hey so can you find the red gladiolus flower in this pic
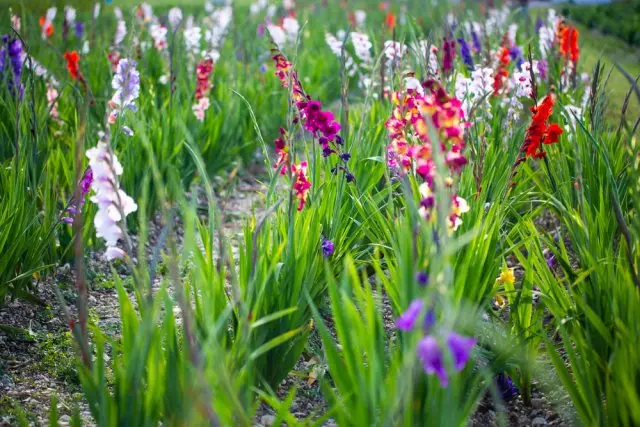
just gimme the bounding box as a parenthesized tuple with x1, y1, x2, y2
(493, 41, 510, 96)
(385, 12, 396, 31)
(560, 26, 580, 63)
(64, 50, 80, 80)
(523, 95, 563, 159)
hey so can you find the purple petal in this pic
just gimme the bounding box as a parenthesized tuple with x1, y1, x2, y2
(395, 299, 424, 331)
(417, 335, 448, 387)
(446, 332, 476, 371)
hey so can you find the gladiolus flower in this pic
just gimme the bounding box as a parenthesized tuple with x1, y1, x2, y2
(497, 373, 518, 400)
(291, 161, 311, 211)
(523, 94, 563, 159)
(560, 25, 580, 64)
(458, 37, 474, 71)
(86, 142, 137, 260)
(64, 51, 80, 80)
(385, 12, 396, 31)
(321, 239, 335, 257)
(396, 299, 424, 331)
(39, 16, 54, 38)
(447, 332, 476, 371)
(417, 335, 449, 386)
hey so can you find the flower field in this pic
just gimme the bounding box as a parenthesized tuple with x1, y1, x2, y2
(1, 0, 639, 425)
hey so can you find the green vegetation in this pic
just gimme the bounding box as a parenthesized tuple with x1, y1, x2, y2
(562, 1, 640, 46)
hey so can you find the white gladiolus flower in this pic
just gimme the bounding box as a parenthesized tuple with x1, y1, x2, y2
(267, 24, 286, 49)
(114, 19, 127, 46)
(185, 26, 202, 54)
(86, 142, 137, 260)
(168, 8, 183, 31)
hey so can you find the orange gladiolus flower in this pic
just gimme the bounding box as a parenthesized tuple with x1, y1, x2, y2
(39, 16, 54, 37)
(523, 95, 563, 159)
(64, 51, 80, 80)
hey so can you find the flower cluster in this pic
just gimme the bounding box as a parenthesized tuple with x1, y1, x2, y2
(455, 67, 494, 119)
(86, 142, 137, 260)
(64, 50, 81, 81)
(522, 94, 563, 159)
(192, 57, 214, 121)
(325, 33, 358, 77)
(1, 35, 24, 98)
(39, 8, 56, 39)
(168, 8, 183, 31)
(274, 127, 289, 175)
(559, 23, 580, 65)
(458, 37, 474, 71)
(108, 58, 141, 126)
(150, 24, 168, 51)
(442, 37, 456, 75)
(46, 83, 63, 127)
(396, 298, 476, 387)
(270, 48, 353, 209)
(203, 5, 233, 61)
(267, 16, 300, 50)
(114, 8, 127, 47)
(325, 31, 375, 90)
(386, 80, 470, 231)
(291, 161, 311, 211)
(492, 39, 510, 96)
(297, 100, 341, 149)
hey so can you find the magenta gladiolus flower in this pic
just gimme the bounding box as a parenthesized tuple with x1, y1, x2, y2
(396, 299, 424, 331)
(446, 332, 476, 371)
(417, 335, 448, 387)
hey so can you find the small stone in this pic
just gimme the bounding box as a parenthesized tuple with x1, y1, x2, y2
(261, 414, 276, 426)
(518, 416, 530, 426)
(532, 417, 548, 427)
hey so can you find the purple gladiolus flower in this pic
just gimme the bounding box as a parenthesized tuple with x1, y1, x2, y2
(75, 21, 84, 38)
(62, 168, 94, 225)
(0, 45, 6, 73)
(446, 332, 476, 371)
(111, 59, 141, 110)
(496, 373, 518, 400)
(7, 37, 23, 98)
(396, 299, 424, 331)
(535, 17, 544, 34)
(471, 30, 481, 53)
(321, 239, 335, 257)
(545, 251, 556, 271)
(509, 46, 524, 70)
(537, 59, 548, 80)
(416, 271, 429, 286)
(417, 335, 448, 387)
(458, 37, 474, 71)
(423, 308, 435, 332)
